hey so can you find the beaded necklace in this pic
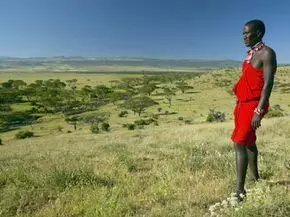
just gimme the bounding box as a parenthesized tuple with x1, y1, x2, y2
(244, 41, 265, 63)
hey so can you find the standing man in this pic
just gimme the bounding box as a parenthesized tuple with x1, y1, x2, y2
(231, 19, 277, 201)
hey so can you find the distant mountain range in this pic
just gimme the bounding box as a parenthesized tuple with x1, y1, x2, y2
(0, 56, 243, 71)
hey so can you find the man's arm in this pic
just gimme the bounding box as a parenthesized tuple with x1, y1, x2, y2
(257, 48, 277, 110)
(251, 48, 276, 130)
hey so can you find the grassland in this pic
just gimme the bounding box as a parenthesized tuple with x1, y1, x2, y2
(0, 66, 290, 216)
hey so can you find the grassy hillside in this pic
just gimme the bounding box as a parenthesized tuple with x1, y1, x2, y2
(0, 66, 290, 216)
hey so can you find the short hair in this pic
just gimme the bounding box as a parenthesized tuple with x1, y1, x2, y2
(245, 19, 266, 38)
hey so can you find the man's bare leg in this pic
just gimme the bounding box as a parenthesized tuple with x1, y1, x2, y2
(235, 144, 248, 197)
(247, 144, 259, 181)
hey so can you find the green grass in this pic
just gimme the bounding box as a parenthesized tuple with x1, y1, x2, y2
(1, 118, 289, 216)
(0, 67, 290, 216)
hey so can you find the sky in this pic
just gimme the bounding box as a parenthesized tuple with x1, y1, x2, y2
(1, 0, 290, 62)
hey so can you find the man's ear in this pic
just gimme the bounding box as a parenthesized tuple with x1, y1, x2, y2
(257, 30, 262, 39)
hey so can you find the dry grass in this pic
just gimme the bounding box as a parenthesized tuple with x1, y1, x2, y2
(1, 116, 289, 216)
(0, 67, 290, 216)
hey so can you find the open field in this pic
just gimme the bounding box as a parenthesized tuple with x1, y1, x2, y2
(0, 66, 290, 216)
(0, 71, 144, 87)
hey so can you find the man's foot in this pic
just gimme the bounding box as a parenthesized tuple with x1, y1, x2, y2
(233, 191, 246, 202)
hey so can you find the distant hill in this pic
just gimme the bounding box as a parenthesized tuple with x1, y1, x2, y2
(0, 56, 242, 71)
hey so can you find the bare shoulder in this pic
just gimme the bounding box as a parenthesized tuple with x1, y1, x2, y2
(261, 45, 277, 73)
(262, 45, 276, 61)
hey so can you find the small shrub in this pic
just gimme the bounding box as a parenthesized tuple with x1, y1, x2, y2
(271, 104, 283, 111)
(134, 119, 148, 126)
(123, 123, 136, 130)
(206, 109, 225, 122)
(0, 138, 2, 145)
(118, 110, 129, 117)
(56, 126, 63, 132)
(178, 117, 184, 121)
(134, 118, 156, 126)
(29, 107, 39, 113)
(67, 130, 72, 133)
(265, 104, 285, 118)
(266, 109, 284, 118)
(127, 124, 135, 130)
(0, 105, 12, 112)
(15, 131, 34, 139)
(152, 114, 159, 119)
(90, 124, 100, 134)
(101, 123, 110, 132)
(184, 119, 193, 124)
(157, 107, 162, 112)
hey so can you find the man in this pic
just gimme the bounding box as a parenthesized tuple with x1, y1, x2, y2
(231, 19, 277, 201)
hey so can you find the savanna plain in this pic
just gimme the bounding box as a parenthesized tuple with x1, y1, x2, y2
(0, 65, 290, 217)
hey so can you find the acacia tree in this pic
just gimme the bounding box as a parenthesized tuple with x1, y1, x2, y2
(66, 79, 77, 92)
(34, 79, 67, 113)
(65, 115, 79, 130)
(1, 79, 26, 90)
(175, 81, 193, 94)
(139, 83, 157, 96)
(80, 111, 110, 133)
(79, 85, 93, 110)
(162, 87, 176, 108)
(108, 91, 129, 106)
(121, 96, 158, 116)
(1, 80, 26, 103)
(93, 85, 112, 102)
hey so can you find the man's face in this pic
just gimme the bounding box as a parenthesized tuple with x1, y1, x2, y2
(243, 24, 260, 47)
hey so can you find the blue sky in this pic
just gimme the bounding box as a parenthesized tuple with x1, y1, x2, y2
(1, 0, 290, 62)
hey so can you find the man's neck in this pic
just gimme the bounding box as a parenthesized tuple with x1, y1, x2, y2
(251, 41, 263, 49)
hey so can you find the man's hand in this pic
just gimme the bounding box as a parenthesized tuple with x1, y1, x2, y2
(251, 113, 262, 130)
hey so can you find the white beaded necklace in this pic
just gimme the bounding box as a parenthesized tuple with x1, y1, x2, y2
(245, 41, 265, 63)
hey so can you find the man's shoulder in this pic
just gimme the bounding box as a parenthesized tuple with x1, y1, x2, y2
(261, 45, 276, 60)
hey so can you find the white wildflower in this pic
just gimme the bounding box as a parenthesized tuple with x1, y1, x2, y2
(230, 200, 238, 206)
(209, 205, 216, 212)
(214, 202, 221, 207)
(221, 200, 228, 207)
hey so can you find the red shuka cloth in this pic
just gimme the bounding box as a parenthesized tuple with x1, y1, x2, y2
(231, 60, 268, 146)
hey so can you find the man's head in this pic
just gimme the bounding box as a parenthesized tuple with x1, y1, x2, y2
(243, 19, 266, 47)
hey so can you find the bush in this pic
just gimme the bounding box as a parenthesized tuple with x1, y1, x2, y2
(266, 109, 284, 118)
(0, 105, 12, 112)
(123, 123, 135, 130)
(90, 124, 100, 134)
(127, 124, 136, 130)
(206, 109, 225, 122)
(123, 118, 158, 131)
(56, 126, 63, 132)
(184, 119, 193, 124)
(15, 131, 34, 139)
(178, 117, 184, 121)
(0, 138, 2, 145)
(265, 104, 285, 118)
(134, 118, 157, 126)
(118, 110, 128, 117)
(101, 123, 110, 132)
(152, 114, 159, 119)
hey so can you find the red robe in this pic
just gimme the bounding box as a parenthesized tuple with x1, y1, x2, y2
(231, 60, 268, 146)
